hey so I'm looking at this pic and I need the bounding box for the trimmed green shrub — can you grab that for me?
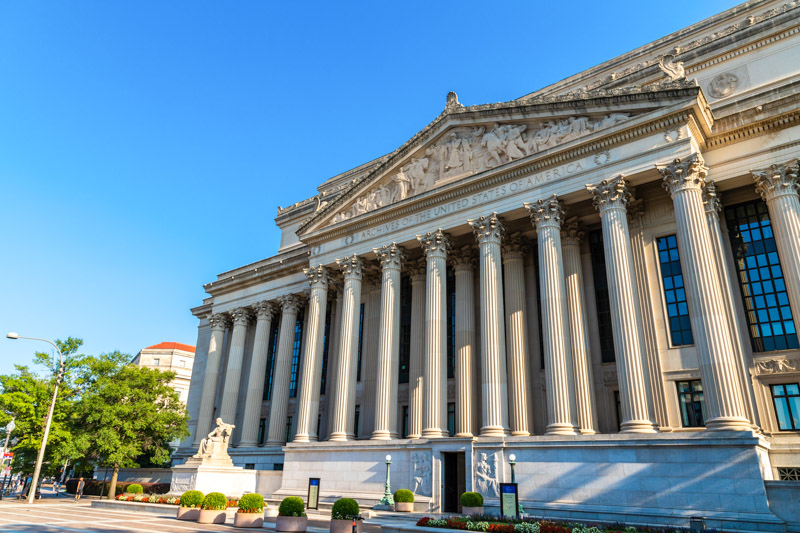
[238,493,265,513]
[460,492,483,507]
[278,496,306,517]
[127,484,143,494]
[201,492,228,511]
[180,490,204,508]
[331,497,360,520]
[394,489,414,503]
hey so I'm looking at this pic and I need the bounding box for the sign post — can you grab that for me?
[499,483,519,520]
[307,478,320,510]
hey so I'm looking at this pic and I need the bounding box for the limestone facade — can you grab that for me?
[177,1,800,528]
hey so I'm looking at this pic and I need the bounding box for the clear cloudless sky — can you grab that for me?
[0,0,739,374]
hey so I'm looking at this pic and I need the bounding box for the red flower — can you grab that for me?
[417,517,432,527]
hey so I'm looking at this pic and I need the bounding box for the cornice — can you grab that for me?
[705,107,800,150]
[300,82,702,237]
[204,246,310,296]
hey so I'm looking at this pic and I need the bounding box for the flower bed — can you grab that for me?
[116,493,181,505]
[415,517,700,533]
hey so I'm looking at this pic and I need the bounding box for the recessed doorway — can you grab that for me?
[442,452,466,513]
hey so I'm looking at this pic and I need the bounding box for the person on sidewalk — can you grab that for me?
[74,477,85,502]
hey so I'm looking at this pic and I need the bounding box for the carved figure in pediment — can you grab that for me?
[409,155,433,193]
[594,113,630,130]
[481,124,506,167]
[392,169,412,201]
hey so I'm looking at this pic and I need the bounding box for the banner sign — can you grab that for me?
[500,483,519,519]
[307,478,320,509]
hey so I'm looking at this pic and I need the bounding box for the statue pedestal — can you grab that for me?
[169,461,256,497]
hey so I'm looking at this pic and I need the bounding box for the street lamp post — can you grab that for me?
[6,333,65,504]
[380,454,394,506]
[508,454,524,515]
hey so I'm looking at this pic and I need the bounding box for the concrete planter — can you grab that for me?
[276,515,308,532]
[197,509,227,524]
[176,507,200,521]
[462,506,483,516]
[394,502,414,512]
[233,512,264,528]
[331,519,362,533]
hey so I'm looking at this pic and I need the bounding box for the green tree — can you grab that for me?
[77,363,189,496]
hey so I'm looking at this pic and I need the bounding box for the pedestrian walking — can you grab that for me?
[74,477,85,502]
[53,479,60,496]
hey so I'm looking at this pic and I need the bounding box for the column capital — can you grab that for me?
[418,229,451,259]
[560,217,585,246]
[525,195,564,230]
[303,265,330,289]
[658,153,708,197]
[278,293,303,314]
[703,181,722,216]
[469,213,505,245]
[209,313,231,330]
[451,246,477,272]
[587,175,631,213]
[253,300,276,320]
[374,243,406,270]
[230,306,254,326]
[336,255,365,280]
[502,233,529,259]
[752,158,800,202]
[407,258,427,282]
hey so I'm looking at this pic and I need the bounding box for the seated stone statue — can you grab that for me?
[194,417,235,459]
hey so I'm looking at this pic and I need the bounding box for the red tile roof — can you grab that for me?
[145,342,196,353]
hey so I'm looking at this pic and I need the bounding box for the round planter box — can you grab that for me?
[330,519,362,533]
[197,509,227,524]
[276,515,308,532]
[176,507,200,521]
[234,512,264,528]
[462,506,484,516]
[394,502,413,512]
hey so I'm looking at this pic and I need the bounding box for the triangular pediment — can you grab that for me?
[301,81,704,235]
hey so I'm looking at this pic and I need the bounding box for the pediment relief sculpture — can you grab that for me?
[329,113,631,226]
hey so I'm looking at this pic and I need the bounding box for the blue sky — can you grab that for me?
[0,1,738,374]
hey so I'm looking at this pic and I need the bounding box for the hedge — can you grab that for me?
[64,478,170,496]
[394,489,414,503]
[127,484,143,494]
[238,493,265,513]
[201,492,228,511]
[180,490,204,508]
[331,497,360,520]
[279,496,306,517]
[460,492,483,507]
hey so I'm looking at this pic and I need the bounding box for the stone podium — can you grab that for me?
[169,418,256,496]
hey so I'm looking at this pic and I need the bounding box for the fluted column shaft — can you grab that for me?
[266,295,302,444]
[469,214,510,437]
[704,184,758,425]
[195,314,229,444]
[294,267,330,443]
[660,156,750,430]
[219,307,252,425]
[239,302,276,445]
[753,159,800,325]
[453,250,476,437]
[418,230,450,438]
[562,219,598,434]
[372,244,405,439]
[329,255,364,441]
[502,237,531,436]
[526,197,579,435]
[587,176,658,433]
[407,262,426,439]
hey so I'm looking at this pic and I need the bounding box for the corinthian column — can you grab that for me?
[586,176,658,433]
[329,255,364,441]
[417,229,451,438]
[294,266,330,443]
[659,155,750,430]
[452,248,476,437]
[753,159,800,324]
[218,307,252,425]
[372,244,405,440]
[266,294,303,444]
[469,213,510,437]
[407,260,426,439]
[703,184,758,425]
[525,197,578,436]
[502,234,531,436]
[195,313,230,444]
[239,301,276,446]
[561,218,598,434]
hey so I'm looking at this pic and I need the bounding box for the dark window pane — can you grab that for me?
[676,380,705,427]
[771,382,800,430]
[590,230,616,362]
[656,236,694,346]
[289,307,306,398]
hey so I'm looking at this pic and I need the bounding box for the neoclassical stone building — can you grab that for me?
[178,1,800,528]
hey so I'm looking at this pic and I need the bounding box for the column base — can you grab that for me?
[454,432,474,438]
[406,433,421,439]
[421,428,447,438]
[292,434,318,443]
[620,419,659,433]
[511,430,531,437]
[265,440,287,446]
[370,430,394,440]
[545,423,579,436]
[237,440,259,447]
[328,432,354,442]
[705,416,753,431]
[480,426,510,437]
[579,429,598,435]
